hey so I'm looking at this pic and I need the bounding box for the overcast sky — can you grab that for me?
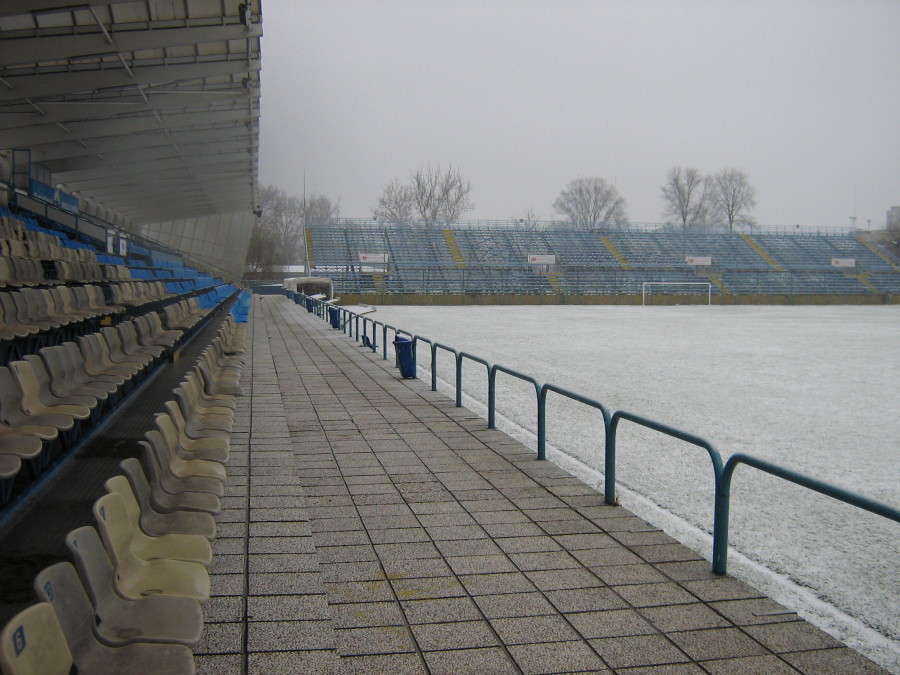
[258,0,899,229]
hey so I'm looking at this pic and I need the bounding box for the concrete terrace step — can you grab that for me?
[196,294,890,674]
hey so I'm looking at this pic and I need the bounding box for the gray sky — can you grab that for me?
[258,0,899,229]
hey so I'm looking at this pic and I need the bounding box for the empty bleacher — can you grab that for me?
[302,223,900,299]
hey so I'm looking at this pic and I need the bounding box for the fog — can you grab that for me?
[259,0,900,229]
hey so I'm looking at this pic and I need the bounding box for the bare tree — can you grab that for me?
[661,167,711,231]
[711,168,757,232]
[304,193,340,224]
[409,165,473,226]
[245,185,339,273]
[373,178,415,225]
[512,207,541,229]
[553,177,628,229]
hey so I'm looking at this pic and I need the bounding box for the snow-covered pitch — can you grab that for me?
[372,304,900,672]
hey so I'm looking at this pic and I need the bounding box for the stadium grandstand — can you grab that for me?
[1,3,898,674]
[277,221,900,303]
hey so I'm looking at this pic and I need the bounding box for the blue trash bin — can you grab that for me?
[393,337,416,379]
[305,298,313,312]
[329,306,341,329]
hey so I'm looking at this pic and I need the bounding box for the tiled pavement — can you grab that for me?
[196,294,888,674]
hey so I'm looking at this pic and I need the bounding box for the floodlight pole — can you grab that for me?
[302,169,312,276]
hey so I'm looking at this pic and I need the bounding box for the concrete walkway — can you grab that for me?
[196,294,887,674]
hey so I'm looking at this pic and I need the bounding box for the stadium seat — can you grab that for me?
[0,602,74,675]
[154,409,229,463]
[138,440,224,508]
[92,492,211,602]
[31,564,196,673]
[117,458,216,538]
[101,477,211,565]
[64,527,204,648]
[105,475,215,548]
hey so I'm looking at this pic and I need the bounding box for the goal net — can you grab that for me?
[641,281,712,305]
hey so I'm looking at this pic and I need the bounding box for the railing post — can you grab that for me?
[431,344,438,391]
[382,325,388,360]
[605,415,618,504]
[488,367,496,429]
[455,352,463,407]
[712,473,730,574]
[537,386,546,460]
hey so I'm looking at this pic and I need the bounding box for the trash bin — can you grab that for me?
[305,298,313,313]
[328,306,341,329]
[393,336,416,379]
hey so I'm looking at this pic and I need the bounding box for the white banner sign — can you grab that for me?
[685,256,712,266]
[831,258,856,268]
[528,254,557,265]
[359,252,388,264]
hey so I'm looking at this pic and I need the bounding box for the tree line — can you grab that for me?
[246,165,758,271]
[368,164,756,232]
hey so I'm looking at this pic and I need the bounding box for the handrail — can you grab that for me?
[488,365,540,432]
[713,453,900,574]
[456,351,491,409]
[299,293,898,577]
[540,384,611,463]
[430,342,458,395]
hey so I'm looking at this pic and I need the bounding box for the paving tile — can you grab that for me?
[566,609,657,639]
[423,647,519,675]
[708,598,798,626]
[546,587,628,613]
[590,634,690,668]
[401,597,482,624]
[410,620,499,650]
[490,614,580,645]
[615,582,698,608]
[474,592,557,619]
[667,627,768,661]
[247,650,344,675]
[335,625,417,656]
[525,568,605,592]
[700,654,806,675]
[508,640,609,674]
[641,602,733,632]
[445,554,519,575]
[247,594,330,621]
[340,653,426,674]
[390,576,467,600]
[330,601,406,628]
[247,620,335,651]
[459,572,536,595]
[744,621,843,653]
[195,621,243,654]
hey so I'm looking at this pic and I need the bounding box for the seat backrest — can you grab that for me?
[64,526,118,615]
[154,410,183,451]
[7,361,41,414]
[0,602,74,675]
[119,458,155,517]
[104,475,143,528]
[33,562,96,661]
[22,354,58,403]
[92,492,138,574]
[39,346,75,394]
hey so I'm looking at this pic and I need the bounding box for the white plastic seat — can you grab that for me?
[106,470,216,544]
[118,457,217,536]
[154,411,229,464]
[138,440,224,508]
[32,564,196,673]
[9,360,92,422]
[99,481,212,566]
[0,366,75,435]
[93,492,210,602]
[144,427,227,483]
[0,602,74,675]
[22,355,99,411]
[64,526,204,648]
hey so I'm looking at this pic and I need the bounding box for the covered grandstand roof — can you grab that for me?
[0,0,261,226]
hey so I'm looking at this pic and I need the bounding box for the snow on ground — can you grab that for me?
[370,304,900,672]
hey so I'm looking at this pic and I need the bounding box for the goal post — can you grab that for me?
[641,281,712,305]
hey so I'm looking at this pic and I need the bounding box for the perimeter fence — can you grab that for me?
[293,291,900,576]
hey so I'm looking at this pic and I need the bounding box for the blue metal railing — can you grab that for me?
[298,292,900,576]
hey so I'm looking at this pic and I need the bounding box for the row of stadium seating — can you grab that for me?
[0,322,246,674]
[304,224,900,296]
